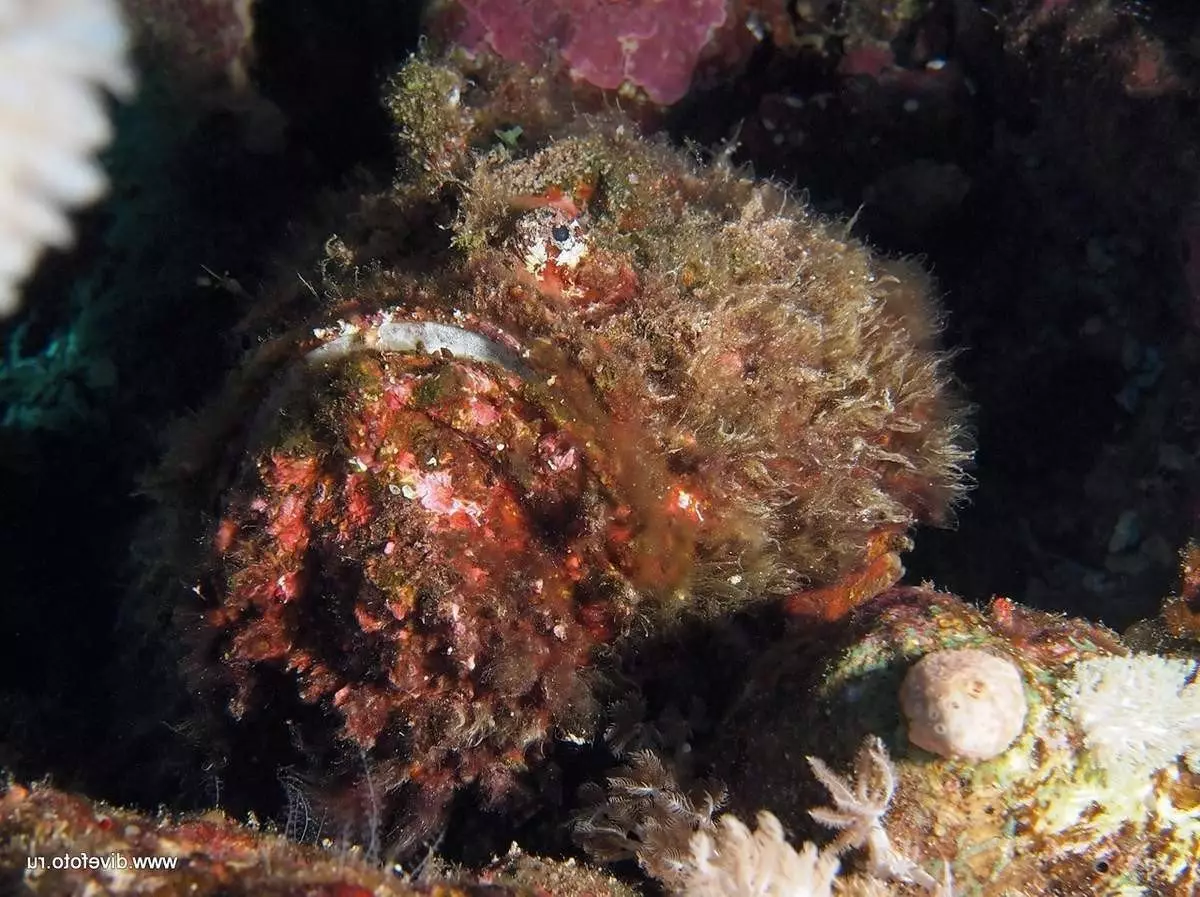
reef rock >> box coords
[713,586,1200,895]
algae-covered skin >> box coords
[451,121,972,612]
[714,587,1200,895]
[137,55,969,851]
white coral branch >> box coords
[807,736,944,893]
[807,736,895,851]
[586,737,956,896]
[0,0,134,315]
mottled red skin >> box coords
[196,350,653,835]
[508,185,641,319]
[165,92,966,847]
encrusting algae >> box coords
[702,586,1200,895]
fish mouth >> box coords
[306,319,534,381]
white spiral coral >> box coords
[0,0,134,315]
[900,648,1027,761]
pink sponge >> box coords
[457,0,728,104]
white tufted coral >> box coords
[899,647,1027,761]
[1067,654,1200,779]
[0,0,134,315]
[684,811,840,897]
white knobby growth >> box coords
[899,648,1028,761]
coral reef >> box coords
[577,734,950,896]
[574,749,726,882]
[708,586,1200,894]
[683,811,840,897]
[431,0,940,112]
[1114,540,1200,658]
[134,52,968,853]
[427,0,805,110]
[1154,541,1200,646]
[1068,653,1200,778]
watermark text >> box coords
[26,853,179,872]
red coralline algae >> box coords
[456,0,728,104]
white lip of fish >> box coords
[241,319,536,463]
[306,319,534,380]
